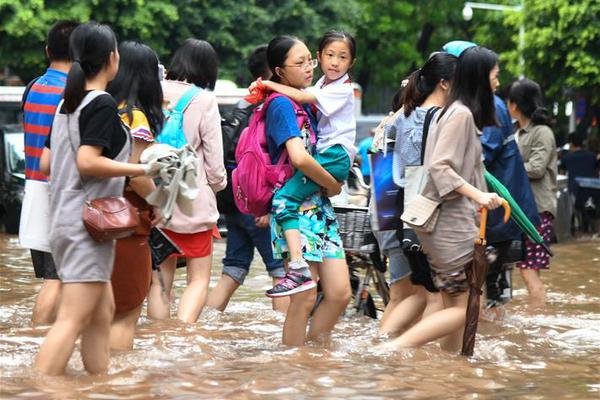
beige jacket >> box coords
[517,122,557,217]
[160,80,227,233]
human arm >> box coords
[284,137,342,195]
[455,182,503,210]
[260,80,317,104]
[76,145,146,178]
[197,93,227,193]
[524,126,555,180]
[40,147,51,175]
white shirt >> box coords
[307,73,356,161]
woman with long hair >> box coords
[36,22,150,375]
[146,39,227,323]
[385,47,503,351]
[106,41,164,349]
[507,79,557,306]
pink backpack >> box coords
[232,93,315,216]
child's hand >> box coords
[245,77,269,104]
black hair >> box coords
[167,39,218,90]
[318,30,356,61]
[63,22,118,113]
[267,36,301,83]
[107,41,164,136]
[568,132,584,147]
[247,45,270,80]
[507,78,551,126]
[400,52,457,117]
[441,46,498,130]
[46,20,79,62]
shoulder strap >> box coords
[420,106,440,165]
[21,76,41,111]
[174,85,201,114]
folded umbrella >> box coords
[484,170,553,256]
[462,200,510,357]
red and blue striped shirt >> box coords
[23,68,67,181]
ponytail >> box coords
[63,60,87,113]
[61,22,118,114]
[531,106,551,126]
[399,52,457,118]
[399,70,425,117]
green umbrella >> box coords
[484,170,553,257]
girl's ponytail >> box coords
[531,106,551,126]
[399,70,424,117]
[63,60,87,113]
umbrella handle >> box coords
[479,200,511,243]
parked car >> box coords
[0,124,25,233]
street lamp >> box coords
[462,1,525,77]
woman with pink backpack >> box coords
[236,36,351,345]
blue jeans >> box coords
[222,212,285,284]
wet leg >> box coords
[32,279,61,326]
[380,286,427,336]
[380,277,416,333]
[35,282,105,375]
[147,257,176,320]
[519,268,546,306]
[177,255,212,323]
[80,283,115,374]
[110,304,143,351]
[307,258,351,342]
[207,274,240,312]
[282,263,318,346]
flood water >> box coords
[1,233,599,399]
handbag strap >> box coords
[420,106,440,165]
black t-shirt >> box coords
[46,92,127,160]
[560,150,598,192]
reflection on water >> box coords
[1,233,599,399]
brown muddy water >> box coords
[0,233,599,399]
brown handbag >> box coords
[83,196,141,242]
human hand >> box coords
[476,192,503,210]
[254,215,270,228]
[151,207,163,226]
[323,181,343,197]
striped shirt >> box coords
[23,68,67,181]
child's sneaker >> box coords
[265,271,316,297]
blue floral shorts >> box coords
[271,193,345,262]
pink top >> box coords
[161,80,227,233]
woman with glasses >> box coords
[260,35,351,345]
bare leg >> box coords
[147,257,176,320]
[32,279,61,326]
[380,277,415,330]
[282,263,318,346]
[307,258,351,342]
[206,274,240,312]
[422,291,444,318]
[35,282,106,375]
[386,290,469,352]
[80,284,115,374]
[177,255,212,323]
[519,268,546,306]
[380,286,427,336]
[110,304,143,351]
[283,229,303,262]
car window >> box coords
[5,132,25,175]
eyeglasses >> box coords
[284,59,318,71]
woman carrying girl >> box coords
[106,41,164,349]
[385,46,503,351]
[259,35,351,345]
[380,52,457,335]
[254,31,356,297]
[146,39,227,323]
[36,22,151,375]
[507,79,557,306]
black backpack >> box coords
[217,101,257,214]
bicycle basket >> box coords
[334,205,373,252]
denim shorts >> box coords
[222,212,285,285]
[386,247,412,284]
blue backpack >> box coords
[156,85,201,148]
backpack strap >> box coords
[21,76,41,111]
[420,106,440,165]
[173,85,201,114]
